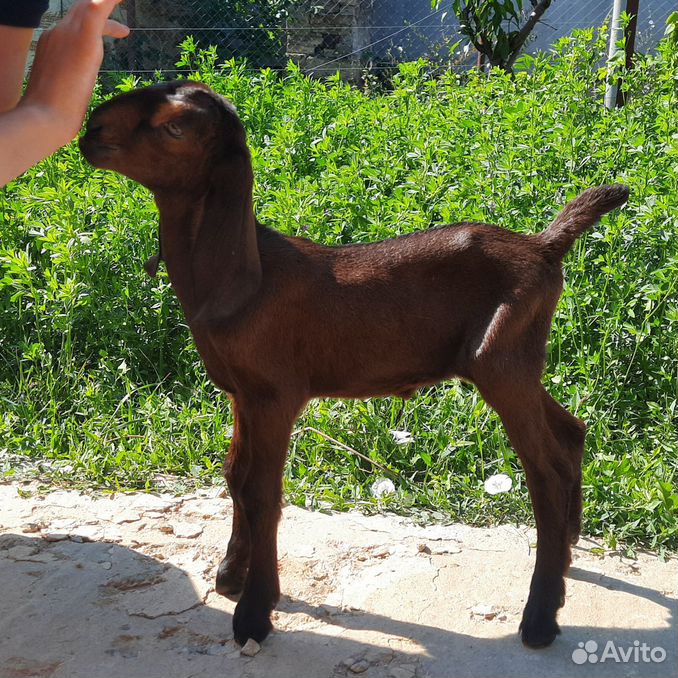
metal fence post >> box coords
[605,0,625,109]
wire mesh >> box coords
[42,0,676,76]
[527,0,676,54]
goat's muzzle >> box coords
[78,131,120,168]
[79,114,125,167]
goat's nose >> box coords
[82,119,118,148]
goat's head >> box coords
[81,81,261,295]
[79,80,250,195]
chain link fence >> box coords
[96,0,465,75]
[528,0,675,54]
[40,1,677,78]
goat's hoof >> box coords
[215,559,247,600]
[519,612,561,649]
[233,601,273,646]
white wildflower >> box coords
[484,473,513,495]
[390,430,413,445]
[371,478,396,498]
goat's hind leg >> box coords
[543,391,586,545]
[477,377,576,648]
[216,403,252,598]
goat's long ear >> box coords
[190,145,262,323]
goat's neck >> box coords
[154,188,262,325]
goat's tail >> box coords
[536,184,630,261]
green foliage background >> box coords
[1,29,676,550]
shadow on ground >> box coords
[1,533,675,678]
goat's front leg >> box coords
[216,401,251,598]
[478,380,577,648]
[226,396,300,645]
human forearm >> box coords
[0,104,73,186]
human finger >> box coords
[103,19,130,39]
[77,0,127,33]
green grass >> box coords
[0,29,676,550]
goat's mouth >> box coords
[78,136,121,167]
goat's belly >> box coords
[308,322,470,399]
[311,367,461,400]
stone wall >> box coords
[286,0,374,81]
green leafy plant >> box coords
[0,26,676,549]
[664,10,678,45]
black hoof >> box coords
[519,609,561,648]
[233,600,273,646]
[215,557,247,599]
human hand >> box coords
[22,0,129,143]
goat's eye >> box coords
[164,122,183,138]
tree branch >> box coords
[454,0,554,72]
[460,4,498,65]
[508,0,552,61]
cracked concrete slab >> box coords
[0,481,675,678]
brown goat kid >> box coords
[79,80,629,649]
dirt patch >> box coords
[0,481,675,677]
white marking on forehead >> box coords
[175,87,238,115]
[168,93,187,105]
[149,96,191,126]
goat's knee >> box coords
[543,392,586,453]
[557,412,586,455]
[223,441,248,491]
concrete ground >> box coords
[0,481,675,678]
